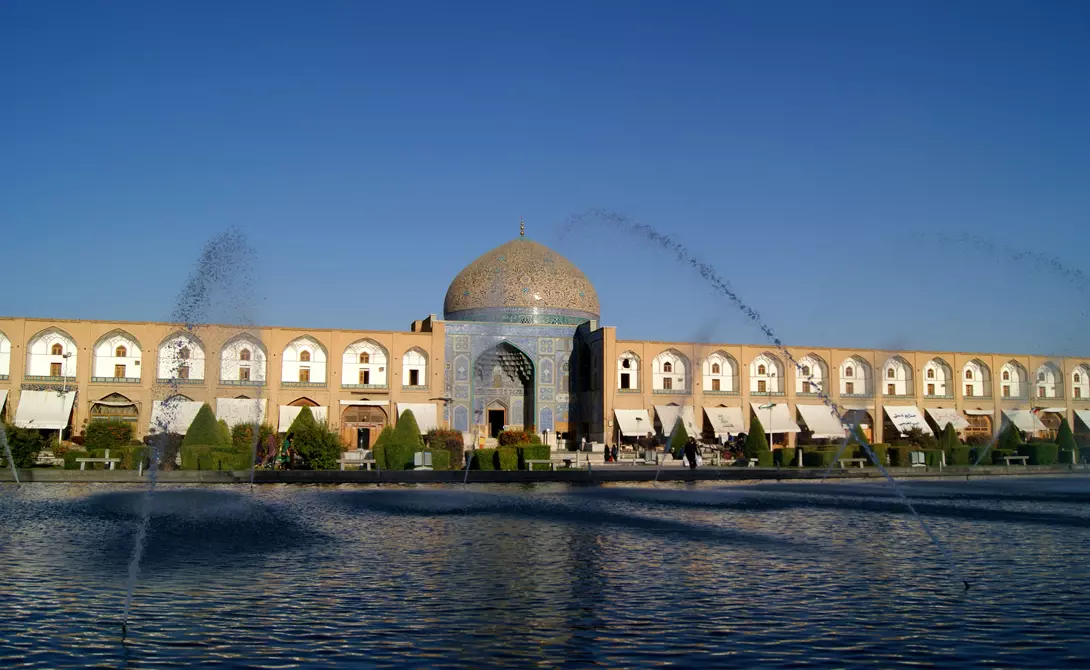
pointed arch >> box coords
[402,346,429,387]
[882,356,913,396]
[0,330,11,378]
[220,332,267,384]
[962,359,991,399]
[1035,361,1063,399]
[342,338,389,387]
[749,351,784,394]
[90,392,139,422]
[92,329,142,380]
[922,357,952,397]
[999,360,1028,399]
[617,350,641,391]
[652,349,689,392]
[795,353,828,395]
[702,350,737,394]
[25,327,78,378]
[282,335,327,384]
[839,355,872,397]
[1071,363,1090,400]
[158,330,206,381]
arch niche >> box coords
[90,393,139,424]
[474,341,534,437]
[341,404,387,450]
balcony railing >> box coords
[840,391,874,399]
[91,376,142,384]
[401,384,430,391]
[0,375,8,381]
[24,375,77,383]
[703,389,740,396]
[883,391,915,399]
[341,383,390,390]
[653,388,691,395]
[156,377,204,385]
[795,390,822,397]
[219,379,266,387]
[617,387,642,393]
[999,393,1030,401]
[924,393,954,400]
[750,391,786,397]
[282,381,327,388]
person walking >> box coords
[684,438,698,470]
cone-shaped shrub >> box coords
[668,419,688,458]
[744,416,770,458]
[182,404,231,448]
[287,406,318,437]
[999,421,1024,451]
[218,419,232,447]
[939,423,959,450]
[371,425,396,469]
[394,409,425,450]
[1056,417,1077,452]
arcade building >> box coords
[3,228,1090,449]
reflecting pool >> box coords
[2,478,1089,668]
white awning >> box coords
[925,408,970,431]
[749,402,801,434]
[964,409,994,415]
[883,405,933,436]
[614,409,652,437]
[1003,409,1047,434]
[1040,407,1067,414]
[14,390,76,430]
[396,403,438,433]
[703,406,745,437]
[1074,409,1090,431]
[148,400,205,434]
[339,399,389,406]
[93,399,136,407]
[840,403,875,411]
[278,405,329,432]
[216,398,267,428]
[796,404,848,439]
[654,405,700,438]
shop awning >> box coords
[883,405,933,436]
[964,409,994,415]
[840,403,875,411]
[278,405,329,432]
[1003,409,1047,434]
[339,399,389,406]
[1074,409,1090,431]
[796,404,848,439]
[1039,407,1067,414]
[396,403,438,433]
[749,402,801,434]
[925,408,969,431]
[703,406,745,437]
[216,398,267,428]
[14,390,76,430]
[655,405,700,438]
[614,409,652,437]
[148,400,205,434]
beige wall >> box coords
[0,317,446,443]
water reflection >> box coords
[1,479,1089,667]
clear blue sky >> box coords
[3,1,1089,356]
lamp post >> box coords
[56,352,73,449]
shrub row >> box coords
[181,445,251,471]
[469,445,552,471]
[85,420,134,451]
[62,446,148,470]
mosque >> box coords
[2,225,1089,451]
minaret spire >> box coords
[519,217,525,237]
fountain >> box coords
[0,423,19,485]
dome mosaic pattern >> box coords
[444,238,600,325]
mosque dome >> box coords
[443,230,600,325]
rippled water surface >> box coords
[2,477,1089,668]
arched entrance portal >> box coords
[90,393,139,425]
[341,405,387,450]
[475,342,534,437]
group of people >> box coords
[599,431,752,469]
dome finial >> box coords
[519,217,525,237]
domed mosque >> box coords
[441,221,602,440]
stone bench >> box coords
[1003,455,1029,466]
[838,457,867,469]
[524,459,554,471]
[339,451,376,471]
[76,448,121,471]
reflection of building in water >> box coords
[3,222,1089,447]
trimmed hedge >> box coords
[181,446,248,470]
[429,449,451,471]
[85,420,134,451]
[756,451,773,467]
[471,448,497,471]
[498,430,539,446]
[991,448,1016,465]
[923,449,945,467]
[1059,449,1078,465]
[182,404,231,449]
[384,441,417,471]
[372,443,387,470]
[498,447,518,471]
[945,446,973,466]
[888,445,912,467]
[425,429,466,469]
[1018,442,1059,466]
[802,449,839,468]
[91,446,147,470]
[517,444,551,470]
[855,444,890,466]
[63,450,90,470]
[773,448,797,467]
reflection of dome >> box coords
[444,236,600,325]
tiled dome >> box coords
[443,236,600,325]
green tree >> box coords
[182,404,231,448]
[1056,417,1077,452]
[286,406,319,438]
[394,409,425,450]
[373,425,395,448]
[2,423,44,468]
[291,418,343,470]
[999,421,1024,451]
[744,416,770,458]
[938,423,960,451]
[668,419,689,458]
[218,419,232,446]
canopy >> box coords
[216,398,267,428]
[925,408,969,431]
[1003,409,1047,434]
[749,402,801,434]
[614,409,652,437]
[883,405,933,436]
[796,404,848,439]
[964,409,994,415]
[278,405,329,432]
[654,405,700,438]
[1039,407,1067,414]
[396,403,439,433]
[339,399,389,406]
[1074,409,1090,431]
[148,400,205,434]
[14,390,76,430]
[703,406,745,437]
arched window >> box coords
[801,365,810,376]
[1002,370,1010,381]
[663,362,672,373]
[240,349,251,361]
[300,350,311,362]
[51,343,63,356]
[180,347,190,360]
[926,369,934,379]
[115,345,127,357]
[712,363,720,374]
[965,369,973,380]
[845,366,853,377]
[888,368,896,379]
[622,358,631,369]
[758,364,766,375]
[1077,373,1082,383]
[359,352,370,364]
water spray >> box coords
[0,423,19,485]
[564,210,970,589]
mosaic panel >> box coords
[454,355,470,381]
[538,338,555,355]
[454,335,470,352]
[540,358,554,385]
[539,387,554,401]
[454,405,469,432]
[455,384,470,400]
[539,406,554,432]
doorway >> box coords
[488,409,505,437]
[356,428,370,451]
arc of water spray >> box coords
[0,424,19,485]
[564,211,970,590]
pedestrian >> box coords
[684,437,698,470]
[611,442,619,462]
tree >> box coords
[394,409,425,450]
[291,418,343,470]
[744,416,770,458]
[938,423,960,451]
[1056,417,1077,452]
[182,404,231,448]
[999,421,1023,451]
[286,406,319,438]
[2,423,44,468]
[903,427,937,450]
[218,419,232,447]
[668,418,689,458]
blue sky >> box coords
[2,1,1089,355]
